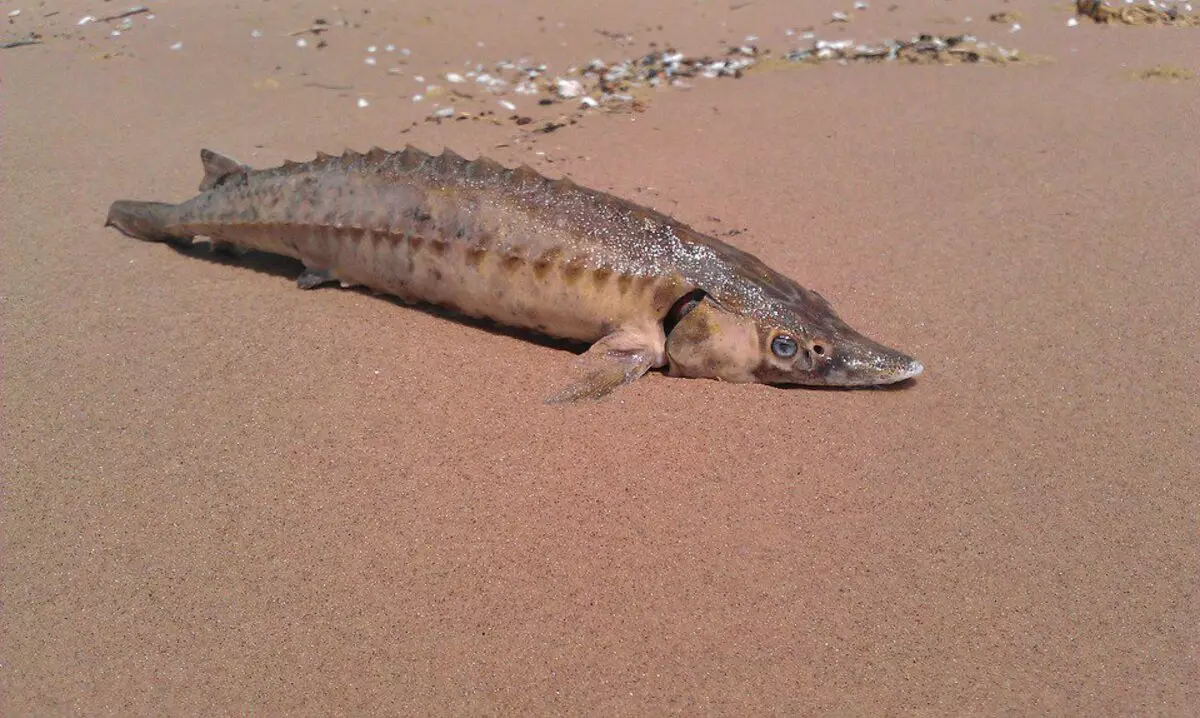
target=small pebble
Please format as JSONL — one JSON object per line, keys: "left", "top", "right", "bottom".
{"left": 1066, "top": 17, "right": 1079, "bottom": 26}
{"left": 357, "top": 98, "right": 370, "bottom": 108}
{"left": 580, "top": 96, "right": 599, "bottom": 108}
{"left": 412, "top": 94, "right": 424, "bottom": 102}
{"left": 445, "top": 72, "right": 465, "bottom": 83}
{"left": 831, "top": 11, "right": 849, "bottom": 22}
{"left": 251, "top": 29, "right": 262, "bottom": 38}
{"left": 854, "top": 1, "right": 869, "bottom": 8}
{"left": 433, "top": 107, "right": 455, "bottom": 118}
{"left": 385, "top": 44, "right": 396, "bottom": 52}
{"left": 296, "top": 38, "right": 308, "bottom": 48}
{"left": 367, "top": 45, "right": 377, "bottom": 53}
{"left": 8, "top": 10, "right": 21, "bottom": 18}
{"left": 1010, "top": 22, "right": 1021, "bottom": 32}
{"left": 111, "top": 30, "right": 121, "bottom": 37}
{"left": 499, "top": 100, "right": 516, "bottom": 111}
{"left": 170, "top": 41, "right": 183, "bottom": 50}
{"left": 414, "top": 75, "right": 425, "bottom": 82}
{"left": 365, "top": 56, "right": 377, "bottom": 66}
{"left": 78, "top": 15, "right": 96, "bottom": 25}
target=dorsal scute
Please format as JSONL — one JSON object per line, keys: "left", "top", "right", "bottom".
{"left": 397, "top": 144, "right": 429, "bottom": 170}
{"left": 467, "top": 156, "right": 505, "bottom": 179}
{"left": 511, "top": 163, "right": 542, "bottom": 184}
{"left": 434, "top": 147, "right": 468, "bottom": 175}
{"left": 365, "top": 146, "right": 391, "bottom": 164}
{"left": 550, "top": 176, "right": 577, "bottom": 193}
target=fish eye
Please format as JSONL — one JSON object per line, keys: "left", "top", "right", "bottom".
{"left": 812, "top": 342, "right": 826, "bottom": 356}
{"left": 770, "top": 334, "right": 798, "bottom": 359}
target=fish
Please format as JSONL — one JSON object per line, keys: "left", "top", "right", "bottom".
{"left": 104, "top": 145, "right": 924, "bottom": 403}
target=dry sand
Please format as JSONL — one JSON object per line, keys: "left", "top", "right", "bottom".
{"left": 3, "top": 1, "right": 1198, "bottom": 714}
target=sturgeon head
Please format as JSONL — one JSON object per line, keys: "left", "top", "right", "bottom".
{"left": 662, "top": 242, "right": 924, "bottom": 388}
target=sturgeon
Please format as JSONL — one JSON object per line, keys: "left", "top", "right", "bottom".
{"left": 105, "top": 145, "right": 923, "bottom": 402}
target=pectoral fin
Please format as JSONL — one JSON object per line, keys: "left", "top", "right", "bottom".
{"left": 545, "top": 326, "right": 665, "bottom": 404}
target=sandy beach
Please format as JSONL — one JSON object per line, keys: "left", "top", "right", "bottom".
{"left": 3, "top": 0, "right": 1198, "bottom": 714}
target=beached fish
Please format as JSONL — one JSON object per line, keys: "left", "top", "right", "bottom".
{"left": 105, "top": 145, "right": 923, "bottom": 402}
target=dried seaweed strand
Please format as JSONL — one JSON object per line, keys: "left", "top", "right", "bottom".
{"left": 1, "top": 35, "right": 42, "bottom": 50}
{"left": 97, "top": 6, "right": 150, "bottom": 23}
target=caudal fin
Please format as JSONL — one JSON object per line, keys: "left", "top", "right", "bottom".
{"left": 104, "top": 200, "right": 192, "bottom": 243}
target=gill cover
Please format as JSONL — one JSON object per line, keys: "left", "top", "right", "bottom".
{"left": 664, "top": 295, "right": 765, "bottom": 383}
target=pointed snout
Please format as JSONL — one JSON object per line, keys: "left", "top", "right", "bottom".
{"left": 822, "top": 336, "right": 925, "bottom": 387}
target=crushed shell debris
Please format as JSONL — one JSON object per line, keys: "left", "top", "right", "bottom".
{"left": 407, "top": 32, "right": 1022, "bottom": 120}
{"left": 7, "top": 6, "right": 1033, "bottom": 124}
{"left": 784, "top": 34, "right": 1022, "bottom": 64}
{"left": 1076, "top": 0, "right": 1200, "bottom": 25}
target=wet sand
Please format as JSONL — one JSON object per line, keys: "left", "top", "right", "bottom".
{"left": 3, "top": 1, "right": 1197, "bottom": 714}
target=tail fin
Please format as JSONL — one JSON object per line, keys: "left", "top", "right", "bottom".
{"left": 199, "top": 149, "right": 250, "bottom": 191}
{"left": 105, "top": 200, "right": 192, "bottom": 243}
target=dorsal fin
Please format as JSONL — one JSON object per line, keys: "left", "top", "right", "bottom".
{"left": 315, "top": 151, "right": 334, "bottom": 162}
{"left": 341, "top": 149, "right": 363, "bottom": 162}
{"left": 199, "top": 149, "right": 250, "bottom": 191}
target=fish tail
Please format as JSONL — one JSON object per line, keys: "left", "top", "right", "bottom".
{"left": 104, "top": 200, "right": 193, "bottom": 244}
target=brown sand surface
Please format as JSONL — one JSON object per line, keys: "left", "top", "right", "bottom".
{"left": 3, "top": 1, "right": 1198, "bottom": 714}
